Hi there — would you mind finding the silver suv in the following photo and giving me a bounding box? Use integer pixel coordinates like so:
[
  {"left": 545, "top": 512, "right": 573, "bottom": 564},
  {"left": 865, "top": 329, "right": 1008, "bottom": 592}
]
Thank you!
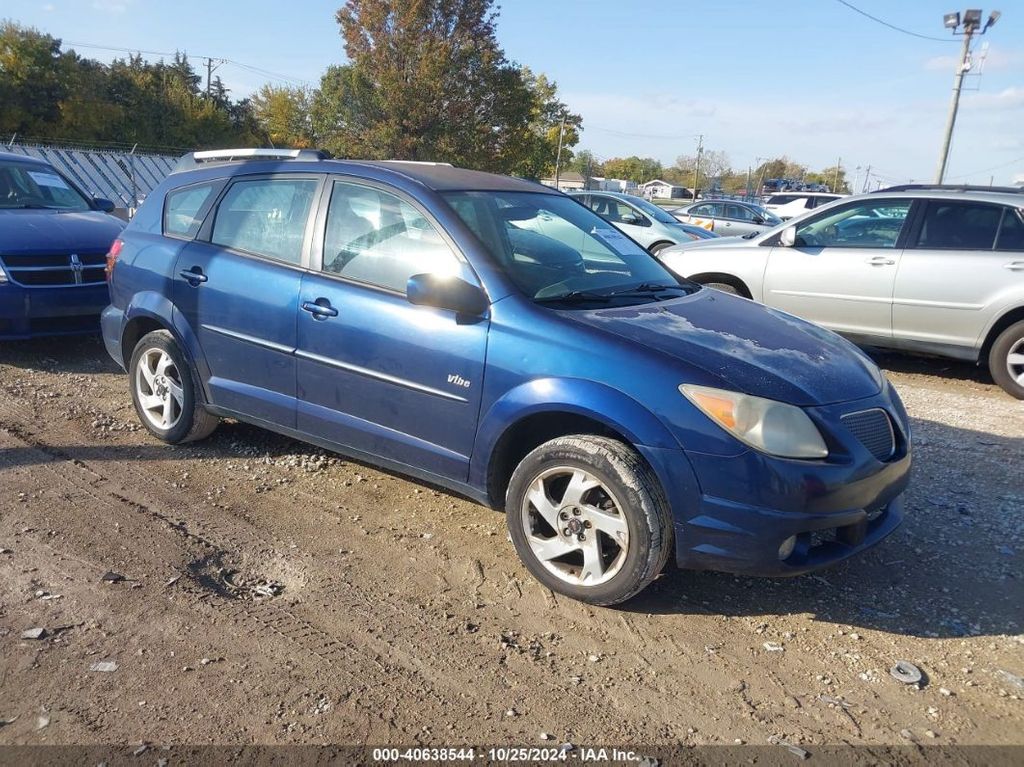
[{"left": 657, "top": 185, "right": 1024, "bottom": 398}]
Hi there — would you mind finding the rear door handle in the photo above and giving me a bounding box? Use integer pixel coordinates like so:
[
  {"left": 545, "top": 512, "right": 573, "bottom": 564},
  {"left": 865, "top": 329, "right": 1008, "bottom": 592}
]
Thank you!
[
  {"left": 1005, "top": 261, "right": 1024, "bottom": 271},
  {"left": 865, "top": 256, "right": 895, "bottom": 266},
  {"left": 179, "top": 268, "right": 208, "bottom": 285},
  {"left": 301, "top": 300, "right": 338, "bottom": 320}
]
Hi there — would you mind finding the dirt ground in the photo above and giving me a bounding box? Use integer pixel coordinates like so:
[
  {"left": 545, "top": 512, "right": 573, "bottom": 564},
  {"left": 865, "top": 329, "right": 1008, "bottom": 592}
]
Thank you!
[{"left": 0, "top": 335, "right": 1021, "bottom": 753}]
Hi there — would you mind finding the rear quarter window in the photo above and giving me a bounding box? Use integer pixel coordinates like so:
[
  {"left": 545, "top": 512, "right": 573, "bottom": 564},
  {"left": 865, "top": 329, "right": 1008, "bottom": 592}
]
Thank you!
[{"left": 163, "top": 183, "right": 217, "bottom": 239}]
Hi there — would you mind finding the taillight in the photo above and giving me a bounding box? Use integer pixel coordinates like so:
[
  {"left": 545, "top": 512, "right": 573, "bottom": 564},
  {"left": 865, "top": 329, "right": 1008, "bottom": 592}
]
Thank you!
[{"left": 105, "top": 239, "right": 124, "bottom": 281}]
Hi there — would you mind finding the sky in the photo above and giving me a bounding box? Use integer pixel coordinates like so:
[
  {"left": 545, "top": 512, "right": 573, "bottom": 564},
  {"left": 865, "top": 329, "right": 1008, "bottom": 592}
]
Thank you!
[{"left": 5, "top": 0, "right": 1024, "bottom": 185}]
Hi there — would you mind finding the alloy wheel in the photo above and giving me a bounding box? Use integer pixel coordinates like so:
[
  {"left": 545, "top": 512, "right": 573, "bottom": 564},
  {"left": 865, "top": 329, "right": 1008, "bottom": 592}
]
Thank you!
[
  {"left": 1007, "top": 338, "right": 1024, "bottom": 387},
  {"left": 135, "top": 348, "right": 184, "bottom": 431}
]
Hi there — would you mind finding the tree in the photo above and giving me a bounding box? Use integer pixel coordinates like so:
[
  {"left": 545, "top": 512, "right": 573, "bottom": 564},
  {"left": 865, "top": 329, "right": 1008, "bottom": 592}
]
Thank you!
[
  {"left": 327, "top": 0, "right": 539, "bottom": 170},
  {"left": 602, "top": 156, "right": 663, "bottom": 184},
  {"left": 251, "top": 84, "right": 315, "bottom": 148},
  {"left": 506, "top": 67, "right": 581, "bottom": 180},
  {"left": 570, "top": 149, "right": 602, "bottom": 184},
  {"left": 670, "top": 150, "right": 731, "bottom": 192}
]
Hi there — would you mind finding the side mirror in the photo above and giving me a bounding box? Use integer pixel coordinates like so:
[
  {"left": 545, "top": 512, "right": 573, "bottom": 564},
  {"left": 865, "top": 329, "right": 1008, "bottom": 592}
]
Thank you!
[
  {"left": 779, "top": 225, "right": 797, "bottom": 247},
  {"left": 620, "top": 213, "right": 641, "bottom": 225},
  {"left": 407, "top": 274, "right": 488, "bottom": 316},
  {"left": 752, "top": 216, "right": 765, "bottom": 225},
  {"left": 92, "top": 197, "right": 116, "bottom": 213}
]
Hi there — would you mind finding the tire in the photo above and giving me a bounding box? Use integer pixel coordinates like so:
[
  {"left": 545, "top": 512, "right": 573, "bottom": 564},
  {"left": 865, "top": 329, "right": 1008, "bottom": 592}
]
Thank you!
[
  {"left": 705, "top": 281, "right": 741, "bottom": 296},
  {"left": 505, "top": 435, "right": 672, "bottom": 606},
  {"left": 648, "top": 241, "right": 673, "bottom": 256},
  {"left": 988, "top": 320, "right": 1024, "bottom": 400},
  {"left": 128, "top": 330, "right": 219, "bottom": 443}
]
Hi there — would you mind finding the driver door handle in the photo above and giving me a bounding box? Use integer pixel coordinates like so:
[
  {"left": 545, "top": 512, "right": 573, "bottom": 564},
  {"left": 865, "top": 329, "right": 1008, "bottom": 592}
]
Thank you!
[
  {"left": 865, "top": 256, "right": 895, "bottom": 266},
  {"left": 1005, "top": 261, "right": 1024, "bottom": 271},
  {"left": 301, "top": 300, "right": 339, "bottom": 320},
  {"left": 179, "top": 268, "right": 208, "bottom": 285}
]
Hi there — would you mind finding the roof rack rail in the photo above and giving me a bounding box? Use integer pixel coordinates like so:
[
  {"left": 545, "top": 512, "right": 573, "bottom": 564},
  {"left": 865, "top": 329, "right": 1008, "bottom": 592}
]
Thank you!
[
  {"left": 173, "top": 147, "right": 333, "bottom": 173},
  {"left": 874, "top": 183, "right": 1024, "bottom": 195}
]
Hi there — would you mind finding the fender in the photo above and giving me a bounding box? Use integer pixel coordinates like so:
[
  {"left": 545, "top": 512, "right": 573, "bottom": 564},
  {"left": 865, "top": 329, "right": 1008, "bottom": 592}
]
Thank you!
[
  {"left": 122, "top": 291, "right": 213, "bottom": 401},
  {"left": 468, "top": 376, "right": 681, "bottom": 491},
  {"left": 976, "top": 292, "right": 1024, "bottom": 355}
]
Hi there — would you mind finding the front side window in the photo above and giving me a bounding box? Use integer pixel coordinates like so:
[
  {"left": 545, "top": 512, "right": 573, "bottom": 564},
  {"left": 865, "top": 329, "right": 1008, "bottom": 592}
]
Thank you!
[
  {"left": 211, "top": 178, "right": 318, "bottom": 265},
  {"left": 795, "top": 200, "right": 911, "bottom": 248},
  {"left": 444, "top": 190, "right": 690, "bottom": 306},
  {"left": 322, "top": 182, "right": 461, "bottom": 292},
  {"left": 586, "top": 196, "right": 647, "bottom": 226},
  {"left": 0, "top": 160, "right": 91, "bottom": 211},
  {"left": 164, "top": 183, "right": 215, "bottom": 238},
  {"left": 916, "top": 201, "right": 1002, "bottom": 250},
  {"left": 725, "top": 203, "right": 754, "bottom": 222},
  {"left": 690, "top": 202, "right": 718, "bottom": 217}
]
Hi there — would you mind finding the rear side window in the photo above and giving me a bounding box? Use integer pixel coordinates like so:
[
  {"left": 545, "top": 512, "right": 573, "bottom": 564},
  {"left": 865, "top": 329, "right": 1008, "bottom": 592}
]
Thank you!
[
  {"left": 321, "top": 181, "right": 461, "bottom": 293},
  {"left": 163, "top": 184, "right": 216, "bottom": 238},
  {"left": 996, "top": 208, "right": 1024, "bottom": 251},
  {"left": 211, "top": 178, "right": 318, "bottom": 265},
  {"left": 916, "top": 201, "right": 1002, "bottom": 250}
]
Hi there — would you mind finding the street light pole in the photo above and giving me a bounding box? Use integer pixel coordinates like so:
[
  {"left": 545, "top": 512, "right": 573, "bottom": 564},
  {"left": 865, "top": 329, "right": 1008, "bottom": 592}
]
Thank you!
[
  {"left": 935, "top": 9, "right": 1000, "bottom": 184},
  {"left": 935, "top": 30, "right": 974, "bottom": 184},
  {"left": 692, "top": 134, "right": 703, "bottom": 202}
]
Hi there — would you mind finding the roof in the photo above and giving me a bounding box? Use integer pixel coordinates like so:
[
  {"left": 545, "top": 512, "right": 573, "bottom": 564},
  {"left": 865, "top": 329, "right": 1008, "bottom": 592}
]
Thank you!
[
  {"left": 170, "top": 149, "right": 553, "bottom": 195},
  {"left": 640, "top": 179, "right": 682, "bottom": 188},
  {"left": 540, "top": 171, "right": 585, "bottom": 184},
  {"left": 0, "top": 150, "right": 48, "bottom": 165}
]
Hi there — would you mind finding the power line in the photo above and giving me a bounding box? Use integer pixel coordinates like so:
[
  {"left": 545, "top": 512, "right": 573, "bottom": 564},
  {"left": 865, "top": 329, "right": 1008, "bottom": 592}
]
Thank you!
[
  {"left": 62, "top": 40, "right": 310, "bottom": 86},
  {"left": 832, "top": 0, "right": 957, "bottom": 42},
  {"left": 946, "top": 154, "right": 1024, "bottom": 180},
  {"left": 585, "top": 125, "right": 701, "bottom": 141}
]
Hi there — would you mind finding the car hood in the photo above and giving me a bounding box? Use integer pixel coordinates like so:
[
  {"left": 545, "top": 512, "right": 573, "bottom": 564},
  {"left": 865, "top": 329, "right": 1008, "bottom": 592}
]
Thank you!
[
  {"left": 0, "top": 209, "right": 124, "bottom": 254},
  {"left": 565, "top": 289, "right": 881, "bottom": 406}
]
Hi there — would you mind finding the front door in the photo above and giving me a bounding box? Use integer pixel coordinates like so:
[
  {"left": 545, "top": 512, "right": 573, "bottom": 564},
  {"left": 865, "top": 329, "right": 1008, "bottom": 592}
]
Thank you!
[
  {"left": 763, "top": 198, "right": 913, "bottom": 339},
  {"left": 295, "top": 179, "right": 488, "bottom": 480},
  {"left": 173, "top": 174, "right": 321, "bottom": 427}
]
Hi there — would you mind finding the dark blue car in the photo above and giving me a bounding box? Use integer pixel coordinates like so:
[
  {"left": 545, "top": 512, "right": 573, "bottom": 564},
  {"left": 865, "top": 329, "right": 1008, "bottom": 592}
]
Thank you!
[
  {"left": 102, "top": 149, "right": 912, "bottom": 605},
  {"left": 0, "top": 151, "right": 124, "bottom": 338}
]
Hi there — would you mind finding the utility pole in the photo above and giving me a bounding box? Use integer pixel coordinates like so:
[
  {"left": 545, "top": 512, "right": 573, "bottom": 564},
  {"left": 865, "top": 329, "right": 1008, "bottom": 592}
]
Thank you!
[
  {"left": 832, "top": 157, "right": 841, "bottom": 194},
  {"left": 553, "top": 114, "right": 566, "bottom": 190},
  {"left": 861, "top": 165, "right": 871, "bottom": 193},
  {"left": 692, "top": 134, "right": 704, "bottom": 202},
  {"left": 935, "top": 9, "right": 1000, "bottom": 183},
  {"left": 204, "top": 57, "right": 223, "bottom": 98}
]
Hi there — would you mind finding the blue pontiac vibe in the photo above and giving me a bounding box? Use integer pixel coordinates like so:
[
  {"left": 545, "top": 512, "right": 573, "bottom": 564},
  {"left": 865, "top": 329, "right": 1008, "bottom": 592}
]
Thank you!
[{"left": 102, "top": 149, "right": 911, "bottom": 605}]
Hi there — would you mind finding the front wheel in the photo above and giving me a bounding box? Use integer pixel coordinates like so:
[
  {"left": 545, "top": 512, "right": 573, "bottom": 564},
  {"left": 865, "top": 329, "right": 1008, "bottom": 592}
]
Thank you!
[
  {"left": 129, "top": 330, "right": 219, "bottom": 443},
  {"left": 989, "top": 320, "right": 1024, "bottom": 399},
  {"left": 505, "top": 435, "right": 672, "bottom": 606}
]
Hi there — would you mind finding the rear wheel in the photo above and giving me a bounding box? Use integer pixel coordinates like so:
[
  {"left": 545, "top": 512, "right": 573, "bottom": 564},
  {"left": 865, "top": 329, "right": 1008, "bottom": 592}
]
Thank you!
[
  {"left": 505, "top": 435, "right": 672, "bottom": 606},
  {"left": 129, "top": 330, "right": 219, "bottom": 443},
  {"left": 988, "top": 320, "right": 1024, "bottom": 399}
]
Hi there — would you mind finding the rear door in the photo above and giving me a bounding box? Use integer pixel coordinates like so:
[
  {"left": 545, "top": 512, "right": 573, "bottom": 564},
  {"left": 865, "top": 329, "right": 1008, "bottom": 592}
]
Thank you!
[
  {"left": 763, "top": 198, "right": 914, "bottom": 338},
  {"left": 173, "top": 174, "right": 322, "bottom": 427},
  {"left": 893, "top": 200, "right": 1024, "bottom": 349},
  {"left": 294, "top": 178, "right": 488, "bottom": 479}
]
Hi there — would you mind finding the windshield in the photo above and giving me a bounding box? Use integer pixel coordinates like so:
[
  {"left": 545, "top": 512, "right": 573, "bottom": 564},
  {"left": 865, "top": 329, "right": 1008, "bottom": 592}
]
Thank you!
[
  {"left": 443, "top": 191, "right": 695, "bottom": 306},
  {"left": 624, "top": 195, "right": 680, "bottom": 225},
  {"left": 0, "top": 161, "right": 92, "bottom": 211}
]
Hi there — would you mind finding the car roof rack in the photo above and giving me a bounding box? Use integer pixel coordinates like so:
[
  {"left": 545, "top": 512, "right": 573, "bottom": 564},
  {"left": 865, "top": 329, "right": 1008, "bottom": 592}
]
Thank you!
[
  {"left": 173, "top": 147, "right": 333, "bottom": 173},
  {"left": 874, "top": 183, "right": 1024, "bottom": 195}
]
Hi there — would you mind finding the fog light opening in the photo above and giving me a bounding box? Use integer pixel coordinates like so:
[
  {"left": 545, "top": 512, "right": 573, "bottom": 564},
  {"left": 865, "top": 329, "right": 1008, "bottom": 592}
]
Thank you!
[{"left": 778, "top": 535, "right": 797, "bottom": 561}]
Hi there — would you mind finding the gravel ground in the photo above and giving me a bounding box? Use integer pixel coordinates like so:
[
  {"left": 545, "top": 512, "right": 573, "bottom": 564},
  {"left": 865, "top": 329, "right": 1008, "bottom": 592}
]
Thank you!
[{"left": 0, "top": 335, "right": 1021, "bottom": 752}]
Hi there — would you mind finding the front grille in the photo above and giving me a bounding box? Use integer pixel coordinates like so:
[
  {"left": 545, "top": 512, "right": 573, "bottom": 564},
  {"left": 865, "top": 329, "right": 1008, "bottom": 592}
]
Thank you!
[
  {"left": 842, "top": 408, "right": 896, "bottom": 461},
  {"left": 0, "top": 252, "right": 107, "bottom": 287}
]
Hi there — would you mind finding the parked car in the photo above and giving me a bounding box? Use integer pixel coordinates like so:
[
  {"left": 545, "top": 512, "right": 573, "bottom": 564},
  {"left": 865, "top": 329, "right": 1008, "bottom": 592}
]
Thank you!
[
  {"left": 0, "top": 151, "right": 123, "bottom": 338},
  {"left": 764, "top": 191, "right": 845, "bottom": 220},
  {"left": 657, "top": 185, "right": 1024, "bottom": 398},
  {"left": 103, "top": 148, "right": 911, "bottom": 605},
  {"left": 569, "top": 191, "right": 717, "bottom": 253},
  {"left": 671, "top": 199, "right": 782, "bottom": 237}
]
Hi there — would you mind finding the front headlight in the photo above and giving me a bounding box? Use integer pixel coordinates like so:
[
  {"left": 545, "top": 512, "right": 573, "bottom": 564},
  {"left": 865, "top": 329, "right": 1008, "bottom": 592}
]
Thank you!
[
  {"left": 0, "top": 262, "right": 8, "bottom": 284},
  {"left": 680, "top": 384, "right": 828, "bottom": 459}
]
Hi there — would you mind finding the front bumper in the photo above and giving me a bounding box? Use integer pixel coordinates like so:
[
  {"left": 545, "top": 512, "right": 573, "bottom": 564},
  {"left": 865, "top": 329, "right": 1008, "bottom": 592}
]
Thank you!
[
  {"left": 641, "top": 388, "right": 913, "bottom": 576},
  {"left": 0, "top": 282, "right": 108, "bottom": 339}
]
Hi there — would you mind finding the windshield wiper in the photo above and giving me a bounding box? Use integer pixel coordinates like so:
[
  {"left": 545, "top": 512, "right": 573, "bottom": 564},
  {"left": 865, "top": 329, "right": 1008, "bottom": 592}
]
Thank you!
[
  {"left": 605, "top": 282, "right": 692, "bottom": 297},
  {"left": 535, "top": 290, "right": 613, "bottom": 304}
]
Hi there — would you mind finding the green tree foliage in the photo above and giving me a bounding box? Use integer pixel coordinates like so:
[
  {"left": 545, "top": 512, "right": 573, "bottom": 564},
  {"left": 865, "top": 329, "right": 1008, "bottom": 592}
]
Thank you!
[
  {"left": 601, "top": 156, "right": 662, "bottom": 184},
  {"left": 317, "top": 0, "right": 577, "bottom": 172},
  {"left": 0, "top": 21, "right": 265, "bottom": 150},
  {"left": 251, "top": 84, "right": 315, "bottom": 148}
]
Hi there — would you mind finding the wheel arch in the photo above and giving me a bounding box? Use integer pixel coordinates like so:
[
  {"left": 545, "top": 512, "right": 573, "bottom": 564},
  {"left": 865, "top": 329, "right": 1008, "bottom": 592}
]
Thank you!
[
  {"left": 689, "top": 272, "right": 753, "bottom": 298},
  {"left": 120, "top": 293, "right": 210, "bottom": 399},
  {"left": 980, "top": 305, "right": 1024, "bottom": 363},
  {"left": 471, "top": 378, "right": 679, "bottom": 508}
]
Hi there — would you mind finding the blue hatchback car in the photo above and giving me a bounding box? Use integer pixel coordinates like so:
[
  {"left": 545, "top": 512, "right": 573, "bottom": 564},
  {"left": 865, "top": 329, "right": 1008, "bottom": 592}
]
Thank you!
[
  {"left": 0, "top": 151, "right": 123, "bottom": 338},
  {"left": 102, "top": 149, "right": 912, "bottom": 605}
]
